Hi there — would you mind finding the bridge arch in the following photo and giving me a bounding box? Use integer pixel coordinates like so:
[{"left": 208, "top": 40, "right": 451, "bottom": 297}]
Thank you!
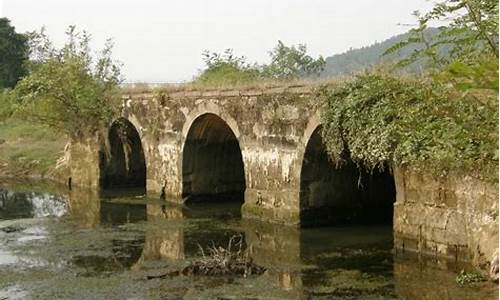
[
  {"left": 181, "top": 111, "right": 245, "bottom": 203},
  {"left": 300, "top": 111, "right": 322, "bottom": 149},
  {"left": 99, "top": 117, "right": 147, "bottom": 192},
  {"left": 182, "top": 101, "right": 241, "bottom": 140},
  {"left": 299, "top": 117, "right": 395, "bottom": 227}
]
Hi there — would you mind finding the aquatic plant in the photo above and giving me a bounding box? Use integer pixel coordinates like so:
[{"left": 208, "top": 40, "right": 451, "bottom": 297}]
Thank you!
[{"left": 456, "top": 269, "right": 487, "bottom": 285}]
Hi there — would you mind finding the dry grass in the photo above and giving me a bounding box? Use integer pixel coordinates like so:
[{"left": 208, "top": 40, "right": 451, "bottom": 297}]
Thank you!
[
  {"left": 193, "top": 234, "right": 261, "bottom": 276},
  {"left": 120, "top": 77, "right": 351, "bottom": 95},
  {"left": 147, "top": 235, "right": 266, "bottom": 279}
]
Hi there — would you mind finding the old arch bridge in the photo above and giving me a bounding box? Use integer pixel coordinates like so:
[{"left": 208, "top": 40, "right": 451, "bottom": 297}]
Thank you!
[
  {"left": 70, "top": 85, "right": 395, "bottom": 227},
  {"left": 69, "top": 84, "right": 499, "bottom": 268}
]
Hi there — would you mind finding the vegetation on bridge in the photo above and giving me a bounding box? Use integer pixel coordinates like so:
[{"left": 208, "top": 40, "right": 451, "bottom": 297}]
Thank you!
[{"left": 319, "top": 70, "right": 497, "bottom": 180}]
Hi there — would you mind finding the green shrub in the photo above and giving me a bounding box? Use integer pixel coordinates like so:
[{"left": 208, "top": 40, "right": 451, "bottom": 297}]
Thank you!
[
  {"left": 14, "top": 26, "right": 122, "bottom": 139},
  {"left": 195, "top": 49, "right": 261, "bottom": 86},
  {"left": 0, "top": 89, "right": 15, "bottom": 121},
  {"left": 195, "top": 42, "right": 326, "bottom": 85},
  {"left": 263, "top": 41, "right": 325, "bottom": 80}
]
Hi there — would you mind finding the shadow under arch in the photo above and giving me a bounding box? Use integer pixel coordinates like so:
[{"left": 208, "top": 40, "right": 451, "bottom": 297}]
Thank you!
[
  {"left": 182, "top": 113, "right": 245, "bottom": 203},
  {"left": 299, "top": 125, "right": 396, "bottom": 227},
  {"left": 99, "top": 117, "right": 147, "bottom": 193}
]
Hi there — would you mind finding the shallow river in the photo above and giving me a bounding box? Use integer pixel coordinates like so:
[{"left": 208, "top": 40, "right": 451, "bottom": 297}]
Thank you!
[{"left": 0, "top": 180, "right": 497, "bottom": 299}]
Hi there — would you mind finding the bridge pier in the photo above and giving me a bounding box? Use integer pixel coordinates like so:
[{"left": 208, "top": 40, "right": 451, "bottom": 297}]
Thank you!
[
  {"left": 393, "top": 168, "right": 498, "bottom": 275},
  {"left": 68, "top": 136, "right": 102, "bottom": 190},
  {"left": 242, "top": 188, "right": 301, "bottom": 225}
]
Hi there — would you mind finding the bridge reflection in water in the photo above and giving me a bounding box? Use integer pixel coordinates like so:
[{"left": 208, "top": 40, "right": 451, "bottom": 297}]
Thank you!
[
  {"left": 54, "top": 188, "right": 497, "bottom": 299},
  {"left": 0, "top": 184, "right": 496, "bottom": 299}
]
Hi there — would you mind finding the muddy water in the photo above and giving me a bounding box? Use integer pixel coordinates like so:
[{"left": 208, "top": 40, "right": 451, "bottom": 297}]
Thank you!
[{"left": 0, "top": 181, "right": 497, "bottom": 299}]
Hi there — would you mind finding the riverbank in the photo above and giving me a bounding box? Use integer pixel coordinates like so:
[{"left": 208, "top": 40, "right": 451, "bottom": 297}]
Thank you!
[{"left": 0, "top": 119, "right": 68, "bottom": 182}]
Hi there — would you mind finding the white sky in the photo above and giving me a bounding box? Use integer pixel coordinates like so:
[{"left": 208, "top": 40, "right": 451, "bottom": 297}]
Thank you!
[{"left": 1, "top": 0, "right": 433, "bottom": 83}]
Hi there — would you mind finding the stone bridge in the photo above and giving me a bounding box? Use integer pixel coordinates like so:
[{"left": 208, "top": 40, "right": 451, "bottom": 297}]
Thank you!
[{"left": 68, "top": 84, "right": 498, "bottom": 274}]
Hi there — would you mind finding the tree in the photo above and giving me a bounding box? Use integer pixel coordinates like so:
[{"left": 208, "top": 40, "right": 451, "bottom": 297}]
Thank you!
[
  {"left": 196, "top": 41, "right": 326, "bottom": 84},
  {"left": 385, "top": 0, "right": 498, "bottom": 67},
  {"left": 263, "top": 41, "right": 326, "bottom": 80},
  {"left": 196, "top": 49, "right": 260, "bottom": 85},
  {"left": 0, "top": 18, "right": 29, "bottom": 89},
  {"left": 14, "top": 26, "right": 122, "bottom": 138},
  {"left": 385, "top": 0, "right": 498, "bottom": 91}
]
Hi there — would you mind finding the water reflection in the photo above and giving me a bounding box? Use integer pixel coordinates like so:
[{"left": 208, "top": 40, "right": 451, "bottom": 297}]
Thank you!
[
  {"left": 100, "top": 201, "right": 147, "bottom": 226},
  {"left": 139, "top": 204, "right": 185, "bottom": 263},
  {"left": 393, "top": 256, "right": 499, "bottom": 299},
  {"left": 244, "top": 221, "right": 396, "bottom": 298},
  {"left": 0, "top": 183, "right": 497, "bottom": 299},
  {"left": 244, "top": 220, "right": 303, "bottom": 292},
  {"left": 65, "top": 189, "right": 100, "bottom": 228},
  {"left": 66, "top": 190, "right": 186, "bottom": 273},
  {"left": 66, "top": 189, "right": 149, "bottom": 227},
  {"left": 0, "top": 188, "right": 66, "bottom": 219}
]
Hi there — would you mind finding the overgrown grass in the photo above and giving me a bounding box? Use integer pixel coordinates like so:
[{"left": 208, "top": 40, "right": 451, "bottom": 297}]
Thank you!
[
  {"left": 120, "top": 77, "right": 349, "bottom": 95},
  {"left": 0, "top": 118, "right": 67, "bottom": 178}
]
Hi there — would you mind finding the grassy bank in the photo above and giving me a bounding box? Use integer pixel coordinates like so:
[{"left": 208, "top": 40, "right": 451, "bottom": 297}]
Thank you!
[{"left": 0, "top": 119, "right": 67, "bottom": 179}]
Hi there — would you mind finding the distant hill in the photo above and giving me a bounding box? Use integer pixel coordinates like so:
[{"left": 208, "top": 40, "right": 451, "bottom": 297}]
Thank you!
[{"left": 321, "top": 28, "right": 441, "bottom": 77}]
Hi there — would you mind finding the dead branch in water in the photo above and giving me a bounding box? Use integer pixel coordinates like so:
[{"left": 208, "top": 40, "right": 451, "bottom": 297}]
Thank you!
[{"left": 146, "top": 234, "right": 265, "bottom": 279}]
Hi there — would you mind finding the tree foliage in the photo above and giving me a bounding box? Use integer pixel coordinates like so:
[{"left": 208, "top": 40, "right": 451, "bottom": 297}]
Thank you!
[
  {"left": 0, "top": 18, "right": 29, "bottom": 89},
  {"left": 195, "top": 41, "right": 325, "bottom": 84},
  {"left": 263, "top": 41, "right": 325, "bottom": 80},
  {"left": 14, "top": 26, "right": 122, "bottom": 139},
  {"left": 385, "top": 0, "right": 498, "bottom": 71},
  {"left": 196, "top": 49, "right": 260, "bottom": 85}
]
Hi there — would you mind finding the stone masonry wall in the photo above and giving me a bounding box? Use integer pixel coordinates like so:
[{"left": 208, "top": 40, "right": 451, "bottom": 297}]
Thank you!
[
  {"left": 393, "top": 167, "right": 498, "bottom": 276},
  {"left": 69, "top": 136, "right": 102, "bottom": 190}
]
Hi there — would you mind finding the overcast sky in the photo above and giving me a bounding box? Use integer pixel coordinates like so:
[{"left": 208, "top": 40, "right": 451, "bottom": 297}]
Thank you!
[{"left": 1, "top": 0, "right": 433, "bottom": 83}]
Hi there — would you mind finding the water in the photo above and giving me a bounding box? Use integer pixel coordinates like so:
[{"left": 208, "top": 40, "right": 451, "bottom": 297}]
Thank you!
[{"left": 0, "top": 180, "right": 497, "bottom": 299}]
